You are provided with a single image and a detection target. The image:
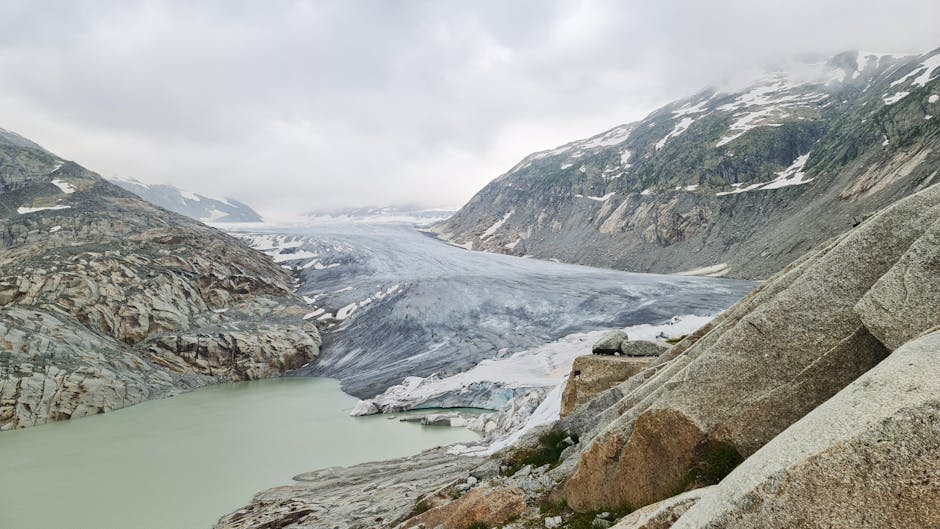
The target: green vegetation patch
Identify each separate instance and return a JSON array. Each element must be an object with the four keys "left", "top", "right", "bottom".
[
  {"left": 535, "top": 498, "right": 632, "bottom": 529},
  {"left": 501, "top": 430, "right": 579, "bottom": 476}
]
